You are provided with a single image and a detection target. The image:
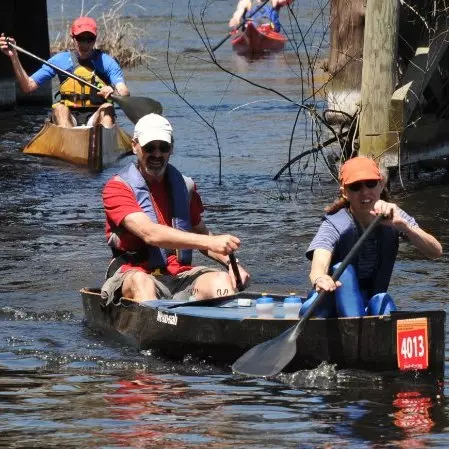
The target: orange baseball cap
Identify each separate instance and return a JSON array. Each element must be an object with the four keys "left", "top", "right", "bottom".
[
  {"left": 339, "top": 157, "right": 381, "bottom": 185},
  {"left": 71, "top": 17, "right": 97, "bottom": 37}
]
